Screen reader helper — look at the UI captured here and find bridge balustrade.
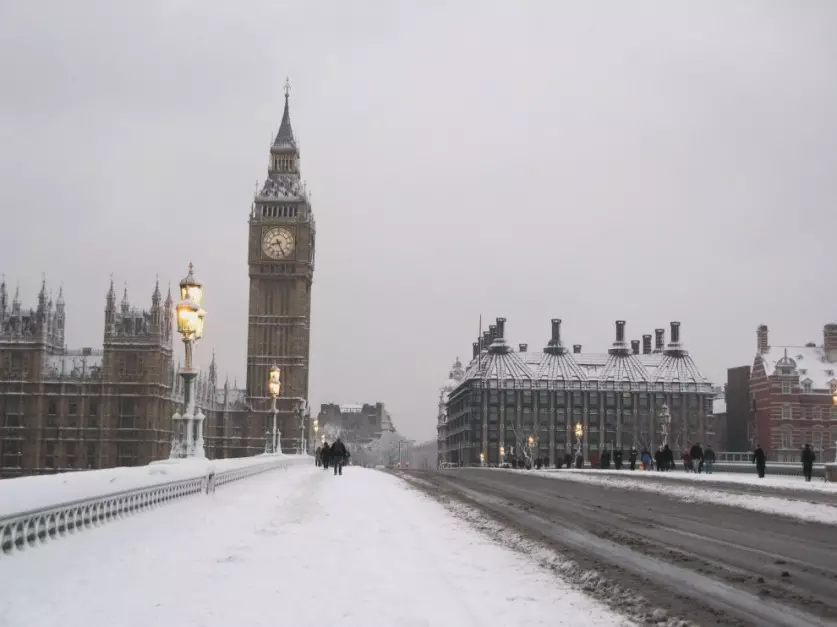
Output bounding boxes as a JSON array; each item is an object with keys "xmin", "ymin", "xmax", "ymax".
[{"xmin": 0, "ymin": 455, "xmax": 309, "ymax": 558}]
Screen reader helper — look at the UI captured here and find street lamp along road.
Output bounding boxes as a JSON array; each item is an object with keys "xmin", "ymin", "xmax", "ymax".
[
  {"xmin": 268, "ymin": 364, "xmax": 281, "ymax": 454},
  {"xmin": 574, "ymin": 421, "xmax": 583, "ymax": 464},
  {"xmin": 170, "ymin": 263, "xmax": 207, "ymax": 459}
]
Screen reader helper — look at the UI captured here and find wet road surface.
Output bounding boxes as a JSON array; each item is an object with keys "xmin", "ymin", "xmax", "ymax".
[{"xmin": 397, "ymin": 468, "xmax": 837, "ymax": 627}]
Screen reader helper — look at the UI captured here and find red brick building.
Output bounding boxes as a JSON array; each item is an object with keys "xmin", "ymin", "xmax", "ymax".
[{"xmin": 750, "ymin": 324, "xmax": 837, "ymax": 462}]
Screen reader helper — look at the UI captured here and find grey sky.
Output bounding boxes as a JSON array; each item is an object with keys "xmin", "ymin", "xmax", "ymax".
[{"xmin": 1, "ymin": 1, "xmax": 836, "ymax": 441}]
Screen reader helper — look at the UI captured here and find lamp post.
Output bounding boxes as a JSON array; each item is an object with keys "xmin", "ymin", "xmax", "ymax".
[
  {"xmin": 574, "ymin": 422, "xmax": 583, "ymax": 465},
  {"xmin": 660, "ymin": 404, "xmax": 672, "ymax": 449},
  {"xmin": 170, "ymin": 263, "xmax": 206, "ymax": 459},
  {"xmin": 268, "ymin": 365, "xmax": 281, "ymax": 454},
  {"xmin": 499, "ymin": 445, "xmax": 505, "ymax": 465},
  {"xmin": 295, "ymin": 402, "xmax": 307, "ymax": 456}
]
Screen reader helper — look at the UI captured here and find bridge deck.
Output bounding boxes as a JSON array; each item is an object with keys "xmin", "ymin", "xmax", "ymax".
[{"xmin": 0, "ymin": 465, "xmax": 622, "ymax": 627}]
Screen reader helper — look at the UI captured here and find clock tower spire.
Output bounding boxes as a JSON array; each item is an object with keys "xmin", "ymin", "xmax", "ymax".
[{"xmin": 245, "ymin": 81, "xmax": 316, "ymax": 453}]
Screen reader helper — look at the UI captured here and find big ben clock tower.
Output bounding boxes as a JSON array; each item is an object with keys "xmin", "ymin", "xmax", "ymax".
[{"xmin": 246, "ymin": 81, "xmax": 315, "ymax": 444}]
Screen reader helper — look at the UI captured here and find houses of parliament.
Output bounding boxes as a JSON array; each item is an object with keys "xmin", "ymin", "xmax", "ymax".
[{"xmin": 0, "ymin": 90, "xmax": 315, "ymax": 478}]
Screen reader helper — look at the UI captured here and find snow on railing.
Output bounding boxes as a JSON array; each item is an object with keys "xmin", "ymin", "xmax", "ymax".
[{"xmin": 0, "ymin": 454, "xmax": 309, "ymax": 558}]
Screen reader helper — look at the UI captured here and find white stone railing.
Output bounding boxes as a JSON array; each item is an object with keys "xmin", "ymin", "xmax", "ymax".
[{"xmin": 0, "ymin": 455, "xmax": 308, "ymax": 558}]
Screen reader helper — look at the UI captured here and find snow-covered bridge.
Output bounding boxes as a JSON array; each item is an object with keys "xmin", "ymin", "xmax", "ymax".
[{"xmin": 0, "ymin": 460, "xmax": 619, "ymax": 627}]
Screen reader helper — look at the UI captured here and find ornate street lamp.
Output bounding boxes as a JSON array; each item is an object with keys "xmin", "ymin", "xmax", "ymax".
[
  {"xmin": 660, "ymin": 404, "xmax": 672, "ymax": 449},
  {"xmin": 170, "ymin": 263, "xmax": 207, "ymax": 459},
  {"xmin": 268, "ymin": 364, "xmax": 281, "ymax": 454},
  {"xmin": 295, "ymin": 402, "xmax": 307, "ymax": 456},
  {"xmin": 574, "ymin": 421, "xmax": 583, "ymax": 462}
]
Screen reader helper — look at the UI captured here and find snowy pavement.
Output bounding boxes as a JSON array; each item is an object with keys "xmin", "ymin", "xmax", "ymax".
[
  {"xmin": 0, "ymin": 465, "xmax": 629, "ymax": 627},
  {"xmin": 521, "ymin": 468, "xmax": 837, "ymax": 524}
]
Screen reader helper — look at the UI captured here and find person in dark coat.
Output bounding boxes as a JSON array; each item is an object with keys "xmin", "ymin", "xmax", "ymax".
[
  {"xmin": 654, "ymin": 448, "xmax": 663, "ymax": 472},
  {"xmin": 663, "ymin": 445, "xmax": 674, "ymax": 471},
  {"xmin": 628, "ymin": 448, "xmax": 638, "ymax": 471},
  {"xmin": 689, "ymin": 443, "xmax": 704, "ymax": 473},
  {"xmin": 331, "ymin": 438, "xmax": 347, "ymax": 476},
  {"xmin": 321, "ymin": 442, "xmax": 331, "ymax": 470},
  {"xmin": 703, "ymin": 445, "xmax": 716, "ymax": 474},
  {"xmin": 613, "ymin": 449, "xmax": 624, "ymax": 470},
  {"xmin": 752, "ymin": 445, "xmax": 766, "ymax": 478},
  {"xmin": 802, "ymin": 444, "xmax": 816, "ymax": 482},
  {"xmin": 314, "ymin": 446, "xmax": 322, "ymax": 467}
]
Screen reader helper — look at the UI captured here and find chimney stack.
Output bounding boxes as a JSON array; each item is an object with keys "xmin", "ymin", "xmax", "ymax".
[
  {"xmin": 670, "ymin": 321, "xmax": 681, "ymax": 344},
  {"xmin": 654, "ymin": 328, "xmax": 665, "ymax": 352},
  {"xmin": 642, "ymin": 334, "xmax": 652, "ymax": 355},
  {"xmin": 551, "ymin": 318, "xmax": 562, "ymax": 344},
  {"xmin": 615, "ymin": 320, "xmax": 626, "ymax": 343},
  {"xmin": 631, "ymin": 340, "xmax": 640, "ymax": 354},
  {"xmin": 488, "ymin": 324, "xmax": 497, "ymax": 343},
  {"xmin": 496, "ymin": 317, "xmax": 506, "ymax": 339},
  {"xmin": 482, "ymin": 331, "xmax": 490, "ymax": 351},
  {"xmin": 573, "ymin": 344, "xmax": 582, "ymax": 354},
  {"xmin": 756, "ymin": 324, "xmax": 768, "ymax": 354},
  {"xmin": 472, "ymin": 342, "xmax": 479, "ymax": 359},
  {"xmin": 824, "ymin": 324, "xmax": 837, "ymax": 355},
  {"xmin": 519, "ymin": 343, "xmax": 528, "ymax": 353}
]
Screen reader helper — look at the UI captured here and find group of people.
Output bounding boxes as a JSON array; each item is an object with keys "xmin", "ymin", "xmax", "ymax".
[{"xmin": 314, "ymin": 439, "xmax": 350, "ymax": 476}]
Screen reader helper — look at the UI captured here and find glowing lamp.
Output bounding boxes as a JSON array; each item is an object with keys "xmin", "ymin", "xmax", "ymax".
[
  {"xmin": 179, "ymin": 263, "xmax": 203, "ymax": 306},
  {"xmin": 268, "ymin": 365, "xmax": 282, "ymax": 397},
  {"xmin": 176, "ymin": 300, "xmax": 201, "ymax": 337}
]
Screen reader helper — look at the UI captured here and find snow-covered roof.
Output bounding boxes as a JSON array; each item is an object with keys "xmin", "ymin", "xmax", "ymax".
[
  {"xmin": 257, "ymin": 173, "xmax": 305, "ymax": 201},
  {"xmin": 42, "ymin": 352, "xmax": 103, "ymax": 380},
  {"xmin": 760, "ymin": 345, "xmax": 837, "ymax": 390},
  {"xmin": 458, "ymin": 320, "xmax": 714, "ymax": 393}
]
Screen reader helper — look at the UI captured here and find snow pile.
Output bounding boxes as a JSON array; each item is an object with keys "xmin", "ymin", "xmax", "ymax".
[
  {"xmin": 0, "ymin": 465, "xmax": 630, "ymax": 627},
  {"xmin": 547, "ymin": 468, "xmax": 837, "ymax": 494},
  {"xmin": 522, "ymin": 470, "xmax": 837, "ymax": 525},
  {"xmin": 0, "ymin": 454, "xmax": 306, "ymax": 518}
]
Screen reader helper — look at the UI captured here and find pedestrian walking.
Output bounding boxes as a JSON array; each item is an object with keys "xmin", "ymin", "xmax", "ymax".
[
  {"xmin": 315, "ymin": 445, "xmax": 322, "ymax": 467},
  {"xmin": 752, "ymin": 445, "xmax": 766, "ymax": 478},
  {"xmin": 321, "ymin": 441, "xmax": 331, "ymax": 470},
  {"xmin": 689, "ymin": 443, "xmax": 704, "ymax": 473},
  {"xmin": 703, "ymin": 445, "xmax": 715, "ymax": 474},
  {"xmin": 629, "ymin": 448, "xmax": 638, "ymax": 471},
  {"xmin": 802, "ymin": 444, "xmax": 816, "ymax": 482},
  {"xmin": 331, "ymin": 438, "xmax": 347, "ymax": 476}
]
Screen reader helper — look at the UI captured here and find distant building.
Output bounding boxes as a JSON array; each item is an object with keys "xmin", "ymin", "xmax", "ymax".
[
  {"xmin": 437, "ymin": 358, "xmax": 465, "ymax": 465},
  {"xmin": 440, "ymin": 318, "xmax": 717, "ymax": 466},
  {"xmin": 0, "ymin": 278, "xmax": 252, "ymax": 478},
  {"xmin": 708, "ymin": 385, "xmax": 727, "ymax": 451},
  {"xmin": 750, "ymin": 324, "xmax": 837, "ymax": 462},
  {"xmin": 725, "ymin": 365, "xmax": 752, "ymax": 451},
  {"xmin": 316, "ymin": 402, "xmax": 394, "ymax": 446}
]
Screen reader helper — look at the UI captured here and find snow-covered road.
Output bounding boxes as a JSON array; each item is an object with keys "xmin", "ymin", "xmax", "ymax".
[{"xmin": 0, "ymin": 465, "xmax": 628, "ymax": 627}]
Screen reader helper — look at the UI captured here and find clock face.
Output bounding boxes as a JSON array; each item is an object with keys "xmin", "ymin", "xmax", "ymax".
[{"xmin": 262, "ymin": 227, "xmax": 295, "ymax": 259}]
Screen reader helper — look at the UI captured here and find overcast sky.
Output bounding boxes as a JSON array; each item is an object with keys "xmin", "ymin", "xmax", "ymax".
[{"xmin": 1, "ymin": 1, "xmax": 836, "ymax": 441}]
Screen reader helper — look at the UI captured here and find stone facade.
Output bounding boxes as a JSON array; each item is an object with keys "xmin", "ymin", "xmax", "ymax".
[
  {"xmin": 0, "ymin": 278, "xmax": 252, "ymax": 478},
  {"xmin": 750, "ymin": 324, "xmax": 837, "ymax": 462},
  {"xmin": 245, "ymin": 88, "xmax": 315, "ymax": 450},
  {"xmin": 439, "ymin": 318, "xmax": 717, "ymax": 467},
  {"xmin": 316, "ymin": 402, "xmax": 394, "ymax": 447},
  {"xmin": 0, "ymin": 92, "xmax": 315, "ymax": 477}
]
